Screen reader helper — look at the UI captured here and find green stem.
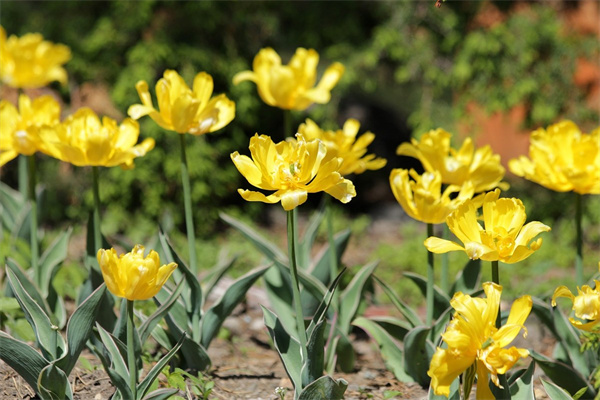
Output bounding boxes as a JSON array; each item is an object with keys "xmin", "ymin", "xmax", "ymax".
[
  {"xmin": 575, "ymin": 193, "xmax": 584, "ymax": 286},
  {"xmin": 492, "ymin": 260, "xmax": 500, "ymax": 328},
  {"xmin": 325, "ymin": 197, "xmax": 339, "ymax": 299},
  {"xmin": 92, "ymin": 166, "xmax": 102, "ymax": 254},
  {"xmin": 441, "ymin": 224, "xmax": 449, "ymax": 294},
  {"xmin": 179, "ymin": 134, "xmax": 197, "ymax": 272},
  {"xmin": 19, "ymin": 155, "xmax": 28, "ymax": 196},
  {"xmin": 28, "ymin": 156, "xmax": 40, "ymax": 287},
  {"xmin": 284, "ymin": 110, "xmax": 292, "ymax": 138},
  {"xmin": 426, "ymin": 223, "xmax": 434, "ymax": 329},
  {"xmin": 126, "ymin": 300, "xmax": 137, "ymax": 399},
  {"xmin": 287, "ymin": 209, "xmax": 308, "ymax": 388}
]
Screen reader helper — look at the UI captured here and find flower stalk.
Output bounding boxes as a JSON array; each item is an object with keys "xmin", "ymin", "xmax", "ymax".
[
  {"xmin": 441, "ymin": 225, "xmax": 449, "ymax": 293},
  {"xmin": 575, "ymin": 193, "xmax": 583, "ymax": 285},
  {"xmin": 426, "ymin": 223, "xmax": 435, "ymax": 328},
  {"xmin": 179, "ymin": 133, "xmax": 197, "ymax": 272},
  {"xmin": 92, "ymin": 166, "xmax": 102, "ymax": 254},
  {"xmin": 287, "ymin": 209, "xmax": 308, "ymax": 369},
  {"xmin": 325, "ymin": 196, "xmax": 339, "ymax": 307},
  {"xmin": 492, "ymin": 260, "xmax": 500, "ymax": 328},
  {"xmin": 126, "ymin": 299, "xmax": 137, "ymax": 399},
  {"xmin": 28, "ymin": 155, "xmax": 40, "ymax": 286}
]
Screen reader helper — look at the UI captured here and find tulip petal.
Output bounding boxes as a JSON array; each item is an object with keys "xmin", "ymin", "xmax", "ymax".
[
  {"xmin": 424, "ymin": 237, "xmax": 465, "ymax": 254},
  {"xmin": 238, "ymin": 189, "xmax": 280, "ymax": 205},
  {"xmin": 280, "ymin": 189, "xmax": 308, "ymax": 211}
]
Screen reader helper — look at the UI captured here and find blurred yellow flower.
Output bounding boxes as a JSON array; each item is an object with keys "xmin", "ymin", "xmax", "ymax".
[
  {"xmin": 0, "ymin": 94, "xmax": 61, "ymax": 166},
  {"xmin": 233, "ymin": 47, "xmax": 344, "ymax": 111},
  {"xmin": 390, "ymin": 169, "xmax": 474, "ymax": 224},
  {"xmin": 552, "ymin": 280, "xmax": 600, "ymax": 331},
  {"xmin": 231, "ymin": 133, "xmax": 356, "ymax": 211},
  {"xmin": 0, "ymin": 26, "xmax": 71, "ymax": 88},
  {"xmin": 424, "ymin": 189, "xmax": 550, "ymax": 263},
  {"xmin": 40, "ymin": 107, "xmax": 154, "ymax": 169},
  {"xmin": 297, "ymin": 118, "xmax": 386, "ymax": 176},
  {"xmin": 397, "ymin": 128, "xmax": 507, "ymax": 193},
  {"xmin": 97, "ymin": 245, "xmax": 177, "ymax": 301},
  {"xmin": 509, "ymin": 120, "xmax": 600, "ymax": 195},
  {"xmin": 128, "ymin": 69, "xmax": 235, "ymax": 135},
  {"xmin": 429, "ymin": 282, "xmax": 531, "ymax": 399}
]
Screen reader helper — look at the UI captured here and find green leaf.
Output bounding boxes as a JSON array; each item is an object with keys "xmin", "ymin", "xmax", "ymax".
[
  {"xmin": 509, "ymin": 362, "xmax": 535, "ymax": 400},
  {"xmin": 202, "ymin": 251, "xmax": 238, "ymax": 303},
  {"xmin": 368, "ymin": 316, "xmax": 412, "ymax": 342},
  {"xmin": 159, "ymin": 231, "xmax": 203, "ymax": 321},
  {"xmin": 374, "ymin": 275, "xmax": 422, "ymax": 327},
  {"xmin": 264, "ymin": 265, "xmax": 296, "ymax": 334},
  {"xmin": 141, "ymin": 388, "xmax": 180, "ymax": 400},
  {"xmin": 309, "ymin": 229, "xmax": 351, "ymax": 284},
  {"xmin": 5, "ymin": 259, "xmax": 52, "ymax": 316},
  {"xmin": 137, "ymin": 333, "xmax": 185, "ymax": 400},
  {"xmin": 55, "ymin": 284, "xmax": 107, "ymax": 375},
  {"xmin": 262, "ymin": 305, "xmax": 303, "ymax": 391},
  {"xmin": 0, "ymin": 331, "xmax": 48, "ymax": 393},
  {"xmin": 404, "ymin": 272, "xmax": 451, "ymax": 319},
  {"xmin": 38, "ymin": 227, "xmax": 72, "ymax": 298},
  {"xmin": 298, "ymin": 375, "xmax": 348, "ymax": 400},
  {"xmin": 338, "ymin": 261, "xmax": 378, "ymax": 332},
  {"xmin": 220, "ymin": 212, "xmax": 288, "ymax": 266},
  {"xmin": 154, "ymin": 285, "xmax": 188, "ymax": 334},
  {"xmin": 163, "ymin": 311, "xmax": 211, "ymax": 371},
  {"xmin": 333, "ymin": 330, "xmax": 355, "ymax": 373},
  {"xmin": 37, "ymin": 363, "xmax": 72, "ymax": 400},
  {"xmin": 306, "ymin": 268, "xmax": 346, "ymax": 340},
  {"xmin": 6, "ymin": 267, "xmax": 64, "ymax": 361},
  {"xmin": 403, "ymin": 326, "xmax": 434, "ymax": 386},
  {"xmin": 540, "ymin": 378, "xmax": 575, "ymax": 400},
  {"xmin": 301, "ymin": 318, "xmax": 326, "ymax": 388},
  {"xmin": 139, "ymin": 278, "xmax": 185, "ymax": 344},
  {"xmin": 96, "ymin": 323, "xmax": 130, "ymax": 384},
  {"xmin": 530, "ymin": 350, "xmax": 594, "ymax": 397},
  {"xmin": 449, "ymin": 259, "xmax": 481, "ymax": 295},
  {"xmin": 431, "ymin": 306, "xmax": 453, "ymax": 343},
  {"xmin": 352, "ymin": 316, "xmax": 414, "ymax": 382},
  {"xmin": 201, "ymin": 265, "xmax": 269, "ymax": 348}
]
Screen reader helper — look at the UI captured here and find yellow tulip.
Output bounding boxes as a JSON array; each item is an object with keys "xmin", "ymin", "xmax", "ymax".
[
  {"xmin": 509, "ymin": 120, "xmax": 600, "ymax": 195},
  {"xmin": 424, "ymin": 189, "xmax": 551, "ymax": 263},
  {"xmin": 128, "ymin": 69, "xmax": 235, "ymax": 135},
  {"xmin": 0, "ymin": 26, "xmax": 71, "ymax": 88},
  {"xmin": 97, "ymin": 245, "xmax": 177, "ymax": 301},
  {"xmin": 297, "ymin": 118, "xmax": 386, "ymax": 176},
  {"xmin": 397, "ymin": 128, "xmax": 507, "ymax": 193},
  {"xmin": 552, "ymin": 280, "xmax": 600, "ymax": 332},
  {"xmin": 428, "ymin": 282, "xmax": 532, "ymax": 399},
  {"xmin": 231, "ymin": 133, "xmax": 356, "ymax": 211},
  {"xmin": 390, "ymin": 168, "xmax": 474, "ymax": 224},
  {"xmin": 0, "ymin": 94, "xmax": 61, "ymax": 166},
  {"xmin": 39, "ymin": 107, "xmax": 155, "ymax": 169},
  {"xmin": 233, "ymin": 47, "xmax": 344, "ymax": 111}
]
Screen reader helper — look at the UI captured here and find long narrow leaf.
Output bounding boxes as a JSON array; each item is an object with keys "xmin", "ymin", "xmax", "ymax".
[
  {"xmin": 302, "ymin": 319, "xmax": 326, "ymax": 387},
  {"xmin": 540, "ymin": 379, "xmax": 577, "ymax": 400},
  {"xmin": 37, "ymin": 363, "xmax": 72, "ymax": 400},
  {"xmin": 5, "ymin": 259, "xmax": 51, "ymax": 316},
  {"xmin": 262, "ymin": 305, "xmax": 303, "ymax": 391},
  {"xmin": 338, "ymin": 261, "xmax": 378, "ymax": 332},
  {"xmin": 0, "ymin": 331, "xmax": 48, "ymax": 392},
  {"xmin": 530, "ymin": 350, "xmax": 595, "ymax": 397},
  {"xmin": 374, "ymin": 275, "xmax": 422, "ymax": 327},
  {"xmin": 200, "ymin": 265, "xmax": 269, "ymax": 348},
  {"xmin": 202, "ymin": 252, "xmax": 238, "ymax": 302},
  {"xmin": 308, "ymin": 229, "xmax": 351, "ymax": 284},
  {"xmin": 404, "ymin": 272, "xmax": 451, "ymax": 319},
  {"xmin": 6, "ymin": 268, "xmax": 64, "ymax": 361},
  {"xmin": 352, "ymin": 317, "xmax": 414, "ymax": 382},
  {"xmin": 139, "ymin": 278, "xmax": 185, "ymax": 343},
  {"xmin": 298, "ymin": 375, "xmax": 347, "ymax": 400},
  {"xmin": 306, "ymin": 268, "xmax": 346, "ymax": 339},
  {"xmin": 297, "ymin": 206, "xmax": 325, "ymax": 270},
  {"xmin": 39, "ymin": 228, "xmax": 72, "ymax": 297},
  {"xmin": 449, "ymin": 259, "xmax": 481, "ymax": 295},
  {"xmin": 137, "ymin": 333, "xmax": 186, "ymax": 399},
  {"xmin": 509, "ymin": 362, "xmax": 536, "ymax": 400},
  {"xmin": 96, "ymin": 323, "xmax": 130, "ymax": 383},
  {"xmin": 56, "ymin": 284, "xmax": 107, "ymax": 375},
  {"xmin": 163, "ymin": 313, "xmax": 211, "ymax": 371},
  {"xmin": 142, "ymin": 388, "xmax": 180, "ymax": 400},
  {"xmin": 403, "ymin": 326, "xmax": 434, "ymax": 386}
]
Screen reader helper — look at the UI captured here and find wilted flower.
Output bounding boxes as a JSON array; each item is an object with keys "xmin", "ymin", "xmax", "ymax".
[
  {"xmin": 0, "ymin": 26, "xmax": 71, "ymax": 88},
  {"xmin": 428, "ymin": 282, "xmax": 532, "ymax": 399},
  {"xmin": 424, "ymin": 189, "xmax": 551, "ymax": 263},
  {"xmin": 397, "ymin": 128, "xmax": 507, "ymax": 193},
  {"xmin": 552, "ymin": 279, "xmax": 600, "ymax": 332},
  {"xmin": 97, "ymin": 245, "xmax": 177, "ymax": 301},
  {"xmin": 0, "ymin": 94, "xmax": 61, "ymax": 166},
  {"xmin": 231, "ymin": 133, "xmax": 356, "ymax": 210},
  {"xmin": 128, "ymin": 70, "xmax": 235, "ymax": 135},
  {"xmin": 297, "ymin": 118, "xmax": 386, "ymax": 176},
  {"xmin": 40, "ymin": 107, "xmax": 154, "ymax": 169},
  {"xmin": 233, "ymin": 47, "xmax": 344, "ymax": 111},
  {"xmin": 390, "ymin": 169, "xmax": 474, "ymax": 224},
  {"xmin": 509, "ymin": 120, "xmax": 600, "ymax": 195}
]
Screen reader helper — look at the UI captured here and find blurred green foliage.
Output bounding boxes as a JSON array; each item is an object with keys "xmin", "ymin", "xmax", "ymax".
[{"xmin": 1, "ymin": 1, "xmax": 597, "ymax": 241}]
